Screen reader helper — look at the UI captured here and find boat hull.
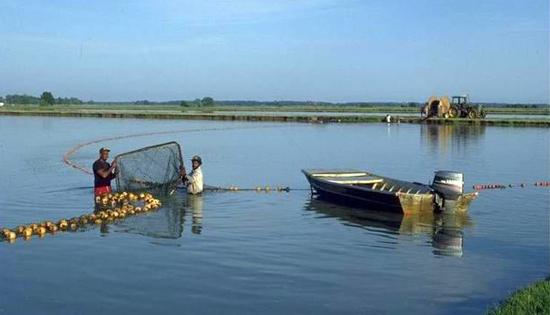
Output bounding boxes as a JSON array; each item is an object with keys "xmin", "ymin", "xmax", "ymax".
[{"xmin": 303, "ymin": 170, "xmax": 435, "ymax": 214}]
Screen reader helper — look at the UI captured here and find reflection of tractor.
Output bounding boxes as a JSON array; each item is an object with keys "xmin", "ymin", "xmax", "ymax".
[{"xmin": 421, "ymin": 95, "xmax": 486, "ymax": 119}]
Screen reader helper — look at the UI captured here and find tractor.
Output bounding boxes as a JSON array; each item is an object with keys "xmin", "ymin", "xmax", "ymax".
[{"xmin": 421, "ymin": 95, "xmax": 486, "ymax": 119}]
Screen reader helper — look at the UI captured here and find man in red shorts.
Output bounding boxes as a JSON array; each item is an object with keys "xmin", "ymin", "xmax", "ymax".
[{"xmin": 93, "ymin": 147, "xmax": 117, "ymax": 197}]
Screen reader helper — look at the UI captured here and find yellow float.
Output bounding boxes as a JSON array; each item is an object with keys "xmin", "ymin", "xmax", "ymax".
[{"xmin": 1, "ymin": 191, "xmax": 162, "ymax": 243}]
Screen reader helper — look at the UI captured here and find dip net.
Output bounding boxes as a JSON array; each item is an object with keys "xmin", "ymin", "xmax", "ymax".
[{"xmin": 115, "ymin": 142, "xmax": 183, "ymax": 195}]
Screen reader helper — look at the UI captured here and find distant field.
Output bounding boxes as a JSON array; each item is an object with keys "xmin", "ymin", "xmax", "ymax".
[{"xmin": 2, "ymin": 104, "xmax": 549, "ymax": 115}]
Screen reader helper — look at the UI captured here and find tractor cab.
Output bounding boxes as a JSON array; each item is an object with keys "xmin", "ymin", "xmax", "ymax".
[{"xmin": 451, "ymin": 95, "xmax": 469, "ymax": 108}]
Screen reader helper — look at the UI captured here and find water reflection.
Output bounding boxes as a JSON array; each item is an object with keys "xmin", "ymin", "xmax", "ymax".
[
  {"xmin": 187, "ymin": 194, "xmax": 203, "ymax": 235},
  {"xmin": 421, "ymin": 124, "xmax": 486, "ymax": 154},
  {"xmin": 111, "ymin": 192, "xmax": 204, "ymax": 239},
  {"xmin": 305, "ymin": 198, "xmax": 472, "ymax": 257}
]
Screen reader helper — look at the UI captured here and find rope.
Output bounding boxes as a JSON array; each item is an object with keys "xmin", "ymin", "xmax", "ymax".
[
  {"xmin": 63, "ymin": 124, "xmax": 287, "ymax": 175},
  {"xmin": 201, "ymin": 185, "xmax": 310, "ymax": 192}
]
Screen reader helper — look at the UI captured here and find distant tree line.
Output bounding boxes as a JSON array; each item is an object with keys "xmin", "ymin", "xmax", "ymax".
[
  {"xmin": 4, "ymin": 92, "xmax": 83, "ymax": 105},
  {"xmin": 133, "ymin": 96, "xmax": 216, "ymax": 107},
  {"xmin": 3, "ymin": 93, "xmax": 547, "ymax": 108},
  {"xmin": 179, "ymin": 97, "xmax": 214, "ymax": 107}
]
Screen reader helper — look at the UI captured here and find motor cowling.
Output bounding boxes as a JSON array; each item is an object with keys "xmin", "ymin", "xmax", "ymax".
[{"xmin": 432, "ymin": 171, "xmax": 464, "ymax": 199}]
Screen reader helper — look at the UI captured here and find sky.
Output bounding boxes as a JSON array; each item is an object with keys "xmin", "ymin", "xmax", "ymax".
[{"xmin": 0, "ymin": 0, "xmax": 548, "ymax": 103}]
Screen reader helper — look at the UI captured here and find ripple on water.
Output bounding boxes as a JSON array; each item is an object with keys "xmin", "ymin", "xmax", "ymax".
[{"xmin": 0, "ymin": 117, "xmax": 548, "ymax": 315}]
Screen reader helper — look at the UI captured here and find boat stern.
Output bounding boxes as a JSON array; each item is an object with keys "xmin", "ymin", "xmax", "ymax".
[{"xmin": 396, "ymin": 192, "xmax": 435, "ymax": 215}]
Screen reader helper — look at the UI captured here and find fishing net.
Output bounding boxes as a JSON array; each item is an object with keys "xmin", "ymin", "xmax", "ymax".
[{"xmin": 115, "ymin": 142, "xmax": 183, "ymax": 195}]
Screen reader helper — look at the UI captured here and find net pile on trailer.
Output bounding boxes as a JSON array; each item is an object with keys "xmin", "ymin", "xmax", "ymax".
[{"xmin": 115, "ymin": 142, "xmax": 183, "ymax": 195}]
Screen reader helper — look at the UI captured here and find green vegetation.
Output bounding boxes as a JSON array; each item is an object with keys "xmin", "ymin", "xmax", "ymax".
[
  {"xmin": 1, "ymin": 93, "xmax": 548, "ymax": 118},
  {"xmin": 2, "ymin": 103, "xmax": 547, "ymax": 115},
  {"xmin": 3, "ymin": 93, "xmax": 548, "ymax": 114},
  {"xmin": 39, "ymin": 91, "xmax": 55, "ymax": 106},
  {"xmin": 1, "ymin": 105, "xmax": 548, "ymax": 127},
  {"xmin": 488, "ymin": 278, "xmax": 550, "ymax": 315},
  {"xmin": 6, "ymin": 93, "xmax": 83, "ymax": 105},
  {"xmin": 201, "ymin": 96, "xmax": 215, "ymax": 107},
  {"xmin": 1, "ymin": 100, "xmax": 548, "ymax": 116}
]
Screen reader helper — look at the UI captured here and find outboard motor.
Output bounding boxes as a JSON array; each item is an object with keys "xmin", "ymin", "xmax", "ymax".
[{"xmin": 432, "ymin": 171, "xmax": 464, "ymax": 211}]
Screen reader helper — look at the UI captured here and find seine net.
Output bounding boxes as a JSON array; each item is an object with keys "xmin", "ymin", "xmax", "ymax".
[{"xmin": 115, "ymin": 142, "xmax": 183, "ymax": 195}]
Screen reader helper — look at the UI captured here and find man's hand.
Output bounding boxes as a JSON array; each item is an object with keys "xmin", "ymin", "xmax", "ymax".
[
  {"xmin": 179, "ymin": 165, "xmax": 187, "ymax": 178},
  {"xmin": 110, "ymin": 160, "xmax": 117, "ymax": 173}
]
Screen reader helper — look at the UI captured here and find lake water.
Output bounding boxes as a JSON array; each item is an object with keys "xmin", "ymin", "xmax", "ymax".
[{"xmin": 0, "ymin": 116, "xmax": 548, "ymax": 314}]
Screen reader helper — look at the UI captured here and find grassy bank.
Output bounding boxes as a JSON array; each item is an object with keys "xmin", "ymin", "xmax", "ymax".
[
  {"xmin": 488, "ymin": 278, "xmax": 550, "ymax": 315},
  {"xmin": 1, "ymin": 106, "xmax": 549, "ymax": 127},
  {"xmin": 2, "ymin": 104, "xmax": 549, "ymax": 115}
]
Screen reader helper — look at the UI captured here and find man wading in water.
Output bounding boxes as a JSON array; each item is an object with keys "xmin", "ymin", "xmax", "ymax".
[
  {"xmin": 93, "ymin": 147, "xmax": 117, "ymax": 197},
  {"xmin": 180, "ymin": 155, "xmax": 204, "ymax": 195}
]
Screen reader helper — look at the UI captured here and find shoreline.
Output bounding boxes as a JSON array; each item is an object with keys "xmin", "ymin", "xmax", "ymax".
[{"xmin": 1, "ymin": 109, "xmax": 549, "ymax": 127}]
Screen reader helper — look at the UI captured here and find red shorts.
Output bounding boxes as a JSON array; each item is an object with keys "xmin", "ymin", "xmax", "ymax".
[{"xmin": 94, "ymin": 186, "xmax": 112, "ymax": 197}]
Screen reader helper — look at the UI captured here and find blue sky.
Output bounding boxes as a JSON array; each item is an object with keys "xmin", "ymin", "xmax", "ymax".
[{"xmin": 0, "ymin": 0, "xmax": 548, "ymax": 103}]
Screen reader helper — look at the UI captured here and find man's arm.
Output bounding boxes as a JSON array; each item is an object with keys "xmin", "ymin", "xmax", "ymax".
[
  {"xmin": 180, "ymin": 165, "xmax": 188, "ymax": 184},
  {"xmin": 95, "ymin": 161, "xmax": 116, "ymax": 178},
  {"xmin": 186, "ymin": 170, "xmax": 199, "ymax": 184}
]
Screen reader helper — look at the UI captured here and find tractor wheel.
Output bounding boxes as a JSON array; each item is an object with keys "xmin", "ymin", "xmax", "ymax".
[
  {"xmin": 448, "ymin": 106, "xmax": 459, "ymax": 118},
  {"xmin": 468, "ymin": 110, "xmax": 477, "ymax": 119},
  {"xmin": 480, "ymin": 110, "xmax": 487, "ymax": 119}
]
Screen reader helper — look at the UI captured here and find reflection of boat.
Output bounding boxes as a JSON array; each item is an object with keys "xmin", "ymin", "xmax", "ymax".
[
  {"xmin": 305, "ymin": 198, "xmax": 472, "ymax": 257},
  {"xmin": 302, "ymin": 169, "xmax": 477, "ymax": 214}
]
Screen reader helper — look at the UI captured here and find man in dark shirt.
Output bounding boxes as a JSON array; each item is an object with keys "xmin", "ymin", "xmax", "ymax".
[{"xmin": 93, "ymin": 147, "xmax": 117, "ymax": 197}]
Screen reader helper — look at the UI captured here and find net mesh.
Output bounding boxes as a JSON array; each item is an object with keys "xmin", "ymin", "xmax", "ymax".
[{"xmin": 115, "ymin": 142, "xmax": 183, "ymax": 195}]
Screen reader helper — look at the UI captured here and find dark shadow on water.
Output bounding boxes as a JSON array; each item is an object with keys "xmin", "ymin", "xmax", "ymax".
[{"xmin": 304, "ymin": 197, "xmax": 473, "ymax": 257}]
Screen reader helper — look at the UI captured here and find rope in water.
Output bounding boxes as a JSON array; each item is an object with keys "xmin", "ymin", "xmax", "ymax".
[
  {"xmin": 1, "ymin": 192, "xmax": 161, "ymax": 243},
  {"xmin": 202, "ymin": 185, "xmax": 309, "ymax": 193},
  {"xmin": 473, "ymin": 181, "xmax": 550, "ymax": 190},
  {"xmin": 63, "ymin": 124, "xmax": 289, "ymax": 175}
]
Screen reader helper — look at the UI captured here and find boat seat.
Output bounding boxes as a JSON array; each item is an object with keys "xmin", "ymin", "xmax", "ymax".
[
  {"xmin": 312, "ymin": 172, "xmax": 368, "ymax": 178},
  {"xmin": 326, "ymin": 178, "xmax": 383, "ymax": 185},
  {"xmin": 323, "ymin": 174, "xmax": 383, "ymax": 185}
]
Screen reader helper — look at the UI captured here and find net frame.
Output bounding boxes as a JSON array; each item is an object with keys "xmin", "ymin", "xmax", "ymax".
[{"xmin": 114, "ymin": 141, "xmax": 184, "ymax": 195}]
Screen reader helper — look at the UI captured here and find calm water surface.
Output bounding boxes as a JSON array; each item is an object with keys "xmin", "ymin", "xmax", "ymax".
[{"xmin": 0, "ymin": 116, "xmax": 548, "ymax": 314}]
